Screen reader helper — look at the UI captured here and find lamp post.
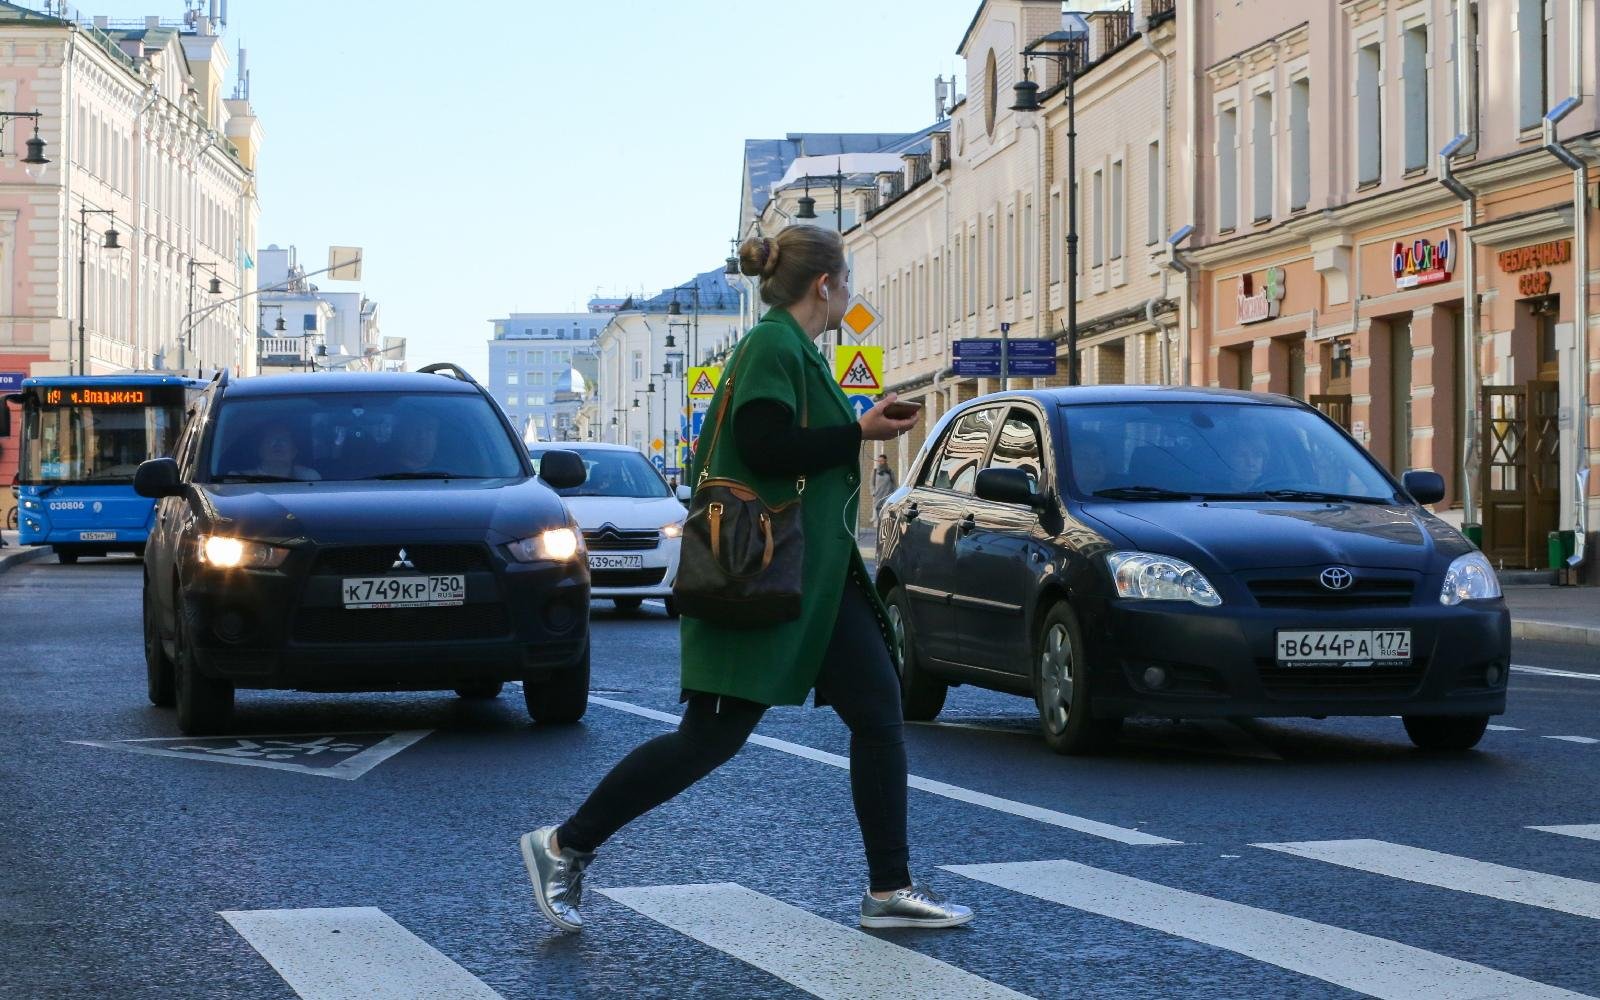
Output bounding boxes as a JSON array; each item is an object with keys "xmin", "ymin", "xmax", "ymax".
[
  {"xmin": 0, "ymin": 110, "xmax": 50, "ymax": 180},
  {"xmin": 76, "ymin": 206, "xmax": 122, "ymax": 376},
  {"xmin": 793, "ymin": 162, "xmax": 846, "ymax": 233},
  {"xmin": 255, "ymin": 303, "xmax": 288, "ymax": 369},
  {"xmin": 183, "ymin": 258, "xmax": 224, "ymax": 373}
]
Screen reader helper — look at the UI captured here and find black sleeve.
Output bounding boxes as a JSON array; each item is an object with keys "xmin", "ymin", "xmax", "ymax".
[{"xmin": 732, "ymin": 399, "xmax": 862, "ymax": 478}]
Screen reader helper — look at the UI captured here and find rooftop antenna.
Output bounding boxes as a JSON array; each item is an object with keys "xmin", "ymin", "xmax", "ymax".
[{"xmin": 934, "ymin": 75, "xmax": 950, "ymax": 121}]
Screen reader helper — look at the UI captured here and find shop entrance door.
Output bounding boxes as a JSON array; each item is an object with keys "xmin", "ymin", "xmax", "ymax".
[{"xmin": 1481, "ymin": 381, "xmax": 1560, "ymax": 568}]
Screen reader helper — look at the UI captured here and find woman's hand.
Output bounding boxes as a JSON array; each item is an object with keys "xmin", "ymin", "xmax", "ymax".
[{"xmin": 859, "ymin": 393, "xmax": 920, "ymax": 442}]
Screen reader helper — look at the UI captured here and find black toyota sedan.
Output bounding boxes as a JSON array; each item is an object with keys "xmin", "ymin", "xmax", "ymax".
[
  {"xmin": 136, "ymin": 365, "xmax": 591, "ymax": 735},
  {"xmin": 876, "ymin": 387, "xmax": 1509, "ymax": 755}
]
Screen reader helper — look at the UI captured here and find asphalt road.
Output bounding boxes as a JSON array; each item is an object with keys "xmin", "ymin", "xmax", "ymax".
[{"xmin": 3, "ymin": 556, "xmax": 1598, "ymax": 1000}]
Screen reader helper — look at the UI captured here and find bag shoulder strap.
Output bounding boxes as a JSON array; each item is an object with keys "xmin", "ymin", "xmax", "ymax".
[{"xmin": 696, "ymin": 330, "xmax": 808, "ymax": 496}]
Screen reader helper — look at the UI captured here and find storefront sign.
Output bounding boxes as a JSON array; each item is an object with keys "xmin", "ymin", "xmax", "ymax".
[
  {"xmin": 1237, "ymin": 267, "xmax": 1286, "ymax": 324},
  {"xmin": 1498, "ymin": 239, "xmax": 1572, "ymax": 273},
  {"xmin": 1393, "ymin": 233, "xmax": 1454, "ymax": 288}
]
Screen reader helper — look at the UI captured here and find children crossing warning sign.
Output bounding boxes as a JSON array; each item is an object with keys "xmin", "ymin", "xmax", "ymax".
[
  {"xmin": 833, "ymin": 346, "xmax": 884, "ymax": 391},
  {"xmin": 686, "ymin": 366, "xmax": 722, "ymax": 399}
]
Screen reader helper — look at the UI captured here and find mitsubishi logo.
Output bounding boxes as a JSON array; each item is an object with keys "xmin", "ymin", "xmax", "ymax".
[
  {"xmin": 1319, "ymin": 567, "xmax": 1354, "ymax": 591},
  {"xmin": 392, "ymin": 548, "xmax": 415, "ymax": 571}
]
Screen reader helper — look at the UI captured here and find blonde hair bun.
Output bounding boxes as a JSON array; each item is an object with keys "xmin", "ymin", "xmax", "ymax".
[{"xmin": 737, "ymin": 236, "xmax": 782, "ymax": 279}]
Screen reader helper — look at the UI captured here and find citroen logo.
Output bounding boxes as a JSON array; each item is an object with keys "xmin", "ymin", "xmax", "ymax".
[
  {"xmin": 392, "ymin": 547, "xmax": 415, "ymax": 571},
  {"xmin": 1320, "ymin": 567, "xmax": 1354, "ymax": 591}
]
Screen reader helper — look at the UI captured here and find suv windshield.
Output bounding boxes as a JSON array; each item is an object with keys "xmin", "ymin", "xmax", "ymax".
[
  {"xmin": 205, "ymin": 392, "xmax": 525, "ymax": 483},
  {"xmin": 531, "ymin": 448, "xmax": 669, "ymax": 498},
  {"xmin": 1061, "ymin": 401, "xmax": 1400, "ymax": 503}
]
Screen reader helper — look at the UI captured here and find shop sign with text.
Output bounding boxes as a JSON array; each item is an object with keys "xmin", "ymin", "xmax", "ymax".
[
  {"xmin": 1393, "ymin": 233, "xmax": 1454, "ymax": 289},
  {"xmin": 1499, "ymin": 239, "xmax": 1571, "ymax": 297},
  {"xmin": 1237, "ymin": 267, "xmax": 1286, "ymax": 324}
]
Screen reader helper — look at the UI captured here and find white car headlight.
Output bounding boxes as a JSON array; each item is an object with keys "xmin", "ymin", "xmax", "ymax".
[
  {"xmin": 506, "ymin": 526, "xmax": 581, "ymax": 563},
  {"xmin": 1105, "ymin": 551, "xmax": 1222, "ymax": 607},
  {"xmin": 661, "ymin": 519, "xmax": 685, "ymax": 539},
  {"xmin": 200, "ymin": 535, "xmax": 290, "ymax": 569},
  {"xmin": 1440, "ymin": 551, "xmax": 1501, "ymax": 605}
]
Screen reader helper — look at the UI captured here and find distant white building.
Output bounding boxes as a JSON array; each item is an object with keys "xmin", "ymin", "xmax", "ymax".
[
  {"xmin": 255, "ymin": 244, "xmax": 391, "ymax": 371},
  {"xmin": 487, "ymin": 304, "xmax": 617, "ymax": 442}
]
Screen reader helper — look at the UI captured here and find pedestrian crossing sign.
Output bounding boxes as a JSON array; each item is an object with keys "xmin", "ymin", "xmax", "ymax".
[
  {"xmin": 840, "ymin": 294, "xmax": 882, "ymax": 342},
  {"xmin": 834, "ymin": 346, "xmax": 884, "ymax": 391},
  {"xmin": 687, "ymin": 366, "xmax": 722, "ymax": 399}
]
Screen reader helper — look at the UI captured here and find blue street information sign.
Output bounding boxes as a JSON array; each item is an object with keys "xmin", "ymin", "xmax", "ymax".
[
  {"xmin": 0, "ymin": 372, "xmax": 24, "ymax": 393},
  {"xmin": 846, "ymin": 394, "xmax": 876, "ymax": 419},
  {"xmin": 952, "ymin": 339, "xmax": 1057, "ymax": 377},
  {"xmin": 651, "ymin": 455, "xmax": 665, "ymax": 471}
]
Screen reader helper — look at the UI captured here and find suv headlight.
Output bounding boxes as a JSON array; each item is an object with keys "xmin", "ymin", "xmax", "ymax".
[
  {"xmin": 506, "ymin": 526, "xmax": 581, "ymax": 562},
  {"xmin": 200, "ymin": 535, "xmax": 290, "ymax": 569},
  {"xmin": 1105, "ymin": 551, "xmax": 1223, "ymax": 607},
  {"xmin": 662, "ymin": 519, "xmax": 685, "ymax": 539},
  {"xmin": 1440, "ymin": 551, "xmax": 1501, "ymax": 605}
]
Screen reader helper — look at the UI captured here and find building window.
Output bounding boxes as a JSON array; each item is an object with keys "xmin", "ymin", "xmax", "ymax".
[
  {"xmin": 1518, "ymin": 0, "xmax": 1548, "ymax": 130},
  {"xmin": 933, "ymin": 254, "xmax": 944, "ymax": 335},
  {"xmin": 529, "ymin": 393, "xmax": 547, "ymax": 406},
  {"xmin": 1357, "ymin": 41, "xmax": 1383, "ymax": 185},
  {"xmin": 529, "ymin": 350, "xmax": 545, "ymax": 365},
  {"xmin": 984, "ymin": 50, "xmax": 999, "ymax": 137},
  {"xmin": 1023, "ymin": 196, "xmax": 1035, "ymax": 293},
  {"xmin": 1403, "ymin": 24, "xmax": 1430, "ymax": 171},
  {"xmin": 1051, "ymin": 191, "xmax": 1064, "ymax": 278},
  {"xmin": 1218, "ymin": 105, "xmax": 1239, "ymax": 230},
  {"xmin": 632, "ymin": 351, "xmax": 643, "ymax": 381},
  {"xmin": 1252, "ymin": 92, "xmax": 1273, "ymax": 222},
  {"xmin": 1091, "ymin": 170, "xmax": 1105, "ymax": 266},
  {"xmin": 1290, "ymin": 79, "xmax": 1311, "ymax": 211},
  {"xmin": 531, "ymin": 371, "xmax": 547, "ymax": 386},
  {"xmin": 1005, "ymin": 209, "xmax": 1016, "ymax": 300},
  {"xmin": 507, "ymin": 373, "xmax": 519, "ymax": 386},
  {"xmin": 506, "ymin": 350, "xmax": 518, "ymax": 366},
  {"xmin": 968, "ymin": 232, "xmax": 978, "ymax": 316},
  {"xmin": 507, "ymin": 394, "xmax": 519, "ymax": 407},
  {"xmin": 1109, "ymin": 163, "xmax": 1124, "ymax": 260},
  {"xmin": 1146, "ymin": 142, "xmax": 1161, "ymax": 245},
  {"xmin": 986, "ymin": 217, "xmax": 997, "ymax": 307}
]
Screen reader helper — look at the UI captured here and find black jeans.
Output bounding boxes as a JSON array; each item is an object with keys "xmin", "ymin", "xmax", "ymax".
[{"xmin": 557, "ymin": 577, "xmax": 911, "ymax": 892}]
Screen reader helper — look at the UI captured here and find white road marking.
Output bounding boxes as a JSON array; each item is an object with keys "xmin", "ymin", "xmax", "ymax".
[
  {"xmin": 1513, "ymin": 664, "xmax": 1600, "ymax": 682},
  {"xmin": 1255, "ymin": 839, "xmax": 1600, "ymax": 920},
  {"xmin": 1487, "ymin": 724, "xmax": 1523, "ymax": 731},
  {"xmin": 1545, "ymin": 735, "xmax": 1600, "ymax": 745},
  {"xmin": 70, "ymin": 730, "xmax": 432, "ymax": 780},
  {"xmin": 1530, "ymin": 825, "xmax": 1600, "ymax": 842},
  {"xmin": 219, "ymin": 906, "xmax": 503, "ymax": 999},
  {"xmin": 588, "ymin": 696, "xmax": 1180, "ymax": 846},
  {"xmin": 597, "ymin": 883, "xmax": 1025, "ymax": 1000},
  {"xmin": 945, "ymin": 859, "xmax": 1594, "ymax": 1000}
]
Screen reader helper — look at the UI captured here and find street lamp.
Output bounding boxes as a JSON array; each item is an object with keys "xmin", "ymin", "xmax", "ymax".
[
  {"xmin": 793, "ymin": 162, "xmax": 846, "ymax": 233},
  {"xmin": 76, "ymin": 205, "xmax": 122, "ymax": 375},
  {"xmin": 0, "ymin": 110, "xmax": 50, "ymax": 179},
  {"xmin": 183, "ymin": 259, "xmax": 225, "ymax": 373}
]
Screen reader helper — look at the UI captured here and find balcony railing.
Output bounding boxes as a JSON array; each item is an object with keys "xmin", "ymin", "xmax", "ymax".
[
  {"xmin": 1102, "ymin": 9, "xmax": 1135, "ymax": 54},
  {"xmin": 1149, "ymin": 0, "xmax": 1175, "ymax": 19},
  {"xmin": 258, "ymin": 336, "xmax": 314, "ymax": 363}
]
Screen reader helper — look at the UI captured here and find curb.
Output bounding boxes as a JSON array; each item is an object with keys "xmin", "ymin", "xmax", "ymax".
[
  {"xmin": 0, "ymin": 545, "xmax": 50, "ymax": 576},
  {"xmin": 1512, "ymin": 618, "xmax": 1600, "ymax": 646}
]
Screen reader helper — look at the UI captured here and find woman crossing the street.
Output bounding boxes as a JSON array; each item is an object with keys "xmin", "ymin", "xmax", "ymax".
[{"xmin": 520, "ymin": 224, "xmax": 975, "ymax": 933}]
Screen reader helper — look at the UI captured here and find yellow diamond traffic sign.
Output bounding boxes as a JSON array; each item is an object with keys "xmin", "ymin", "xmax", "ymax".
[{"xmin": 840, "ymin": 295, "xmax": 882, "ymax": 342}]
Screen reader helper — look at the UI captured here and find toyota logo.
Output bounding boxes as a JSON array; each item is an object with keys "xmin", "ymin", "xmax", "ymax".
[{"xmin": 1319, "ymin": 567, "xmax": 1354, "ymax": 591}]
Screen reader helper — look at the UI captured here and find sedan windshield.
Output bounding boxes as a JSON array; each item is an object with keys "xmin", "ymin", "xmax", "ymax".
[
  {"xmin": 1061, "ymin": 401, "xmax": 1400, "ymax": 503},
  {"xmin": 531, "ymin": 449, "xmax": 669, "ymax": 498},
  {"xmin": 205, "ymin": 393, "xmax": 526, "ymax": 482}
]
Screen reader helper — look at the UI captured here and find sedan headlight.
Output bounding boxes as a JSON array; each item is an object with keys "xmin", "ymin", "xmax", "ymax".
[
  {"xmin": 661, "ymin": 519, "xmax": 685, "ymax": 539},
  {"xmin": 200, "ymin": 535, "xmax": 290, "ymax": 569},
  {"xmin": 1105, "ymin": 551, "xmax": 1223, "ymax": 607},
  {"xmin": 1440, "ymin": 551, "xmax": 1501, "ymax": 605},
  {"xmin": 506, "ymin": 526, "xmax": 581, "ymax": 563}
]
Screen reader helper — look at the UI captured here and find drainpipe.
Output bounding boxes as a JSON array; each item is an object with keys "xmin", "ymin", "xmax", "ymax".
[
  {"xmin": 1144, "ymin": 13, "xmax": 1176, "ymax": 384},
  {"xmin": 1439, "ymin": 133, "xmax": 1478, "ymax": 534},
  {"xmin": 1544, "ymin": 85, "xmax": 1589, "ymax": 573},
  {"xmin": 1165, "ymin": 224, "xmax": 1195, "ymax": 385}
]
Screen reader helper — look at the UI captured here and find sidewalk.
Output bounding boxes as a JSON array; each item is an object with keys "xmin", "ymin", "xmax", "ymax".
[{"xmin": 0, "ymin": 530, "xmax": 50, "ymax": 575}]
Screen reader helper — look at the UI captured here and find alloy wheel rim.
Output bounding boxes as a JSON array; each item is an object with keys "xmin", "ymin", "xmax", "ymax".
[{"xmin": 1039, "ymin": 623, "xmax": 1073, "ymax": 734}]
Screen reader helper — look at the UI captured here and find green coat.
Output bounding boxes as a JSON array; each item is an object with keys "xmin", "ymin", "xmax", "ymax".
[{"xmin": 679, "ymin": 307, "xmax": 896, "ymax": 706}]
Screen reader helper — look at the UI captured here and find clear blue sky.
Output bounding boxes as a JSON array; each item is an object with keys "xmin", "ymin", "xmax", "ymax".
[{"xmin": 66, "ymin": 0, "xmax": 979, "ymax": 379}]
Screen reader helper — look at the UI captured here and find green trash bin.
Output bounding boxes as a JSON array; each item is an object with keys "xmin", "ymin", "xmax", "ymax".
[
  {"xmin": 1464, "ymin": 523, "xmax": 1484, "ymax": 548},
  {"xmin": 1547, "ymin": 530, "xmax": 1577, "ymax": 569}
]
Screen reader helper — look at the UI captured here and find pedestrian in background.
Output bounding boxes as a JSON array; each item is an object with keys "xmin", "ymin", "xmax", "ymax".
[
  {"xmin": 872, "ymin": 454, "xmax": 897, "ymax": 519},
  {"xmin": 520, "ymin": 224, "xmax": 974, "ymax": 934}
]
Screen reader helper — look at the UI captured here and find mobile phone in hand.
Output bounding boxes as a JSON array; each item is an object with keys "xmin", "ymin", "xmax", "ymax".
[{"xmin": 882, "ymin": 400, "xmax": 924, "ymax": 420}]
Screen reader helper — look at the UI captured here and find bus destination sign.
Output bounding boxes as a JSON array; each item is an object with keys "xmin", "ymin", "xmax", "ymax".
[{"xmin": 42, "ymin": 387, "xmax": 149, "ymax": 406}]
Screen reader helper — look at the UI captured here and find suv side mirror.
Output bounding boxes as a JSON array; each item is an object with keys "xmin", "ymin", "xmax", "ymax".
[
  {"xmin": 1402, "ymin": 469, "xmax": 1446, "ymax": 506},
  {"xmin": 538, "ymin": 450, "xmax": 587, "ymax": 491},
  {"xmin": 976, "ymin": 467, "xmax": 1045, "ymax": 509},
  {"xmin": 134, "ymin": 457, "xmax": 184, "ymax": 499}
]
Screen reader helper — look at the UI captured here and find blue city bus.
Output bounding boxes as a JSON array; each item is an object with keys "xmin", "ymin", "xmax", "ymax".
[{"xmin": 10, "ymin": 374, "xmax": 208, "ymax": 563}]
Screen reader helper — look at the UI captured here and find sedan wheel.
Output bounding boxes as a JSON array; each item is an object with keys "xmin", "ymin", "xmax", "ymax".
[
  {"xmin": 173, "ymin": 593, "xmax": 234, "ymax": 735},
  {"xmin": 613, "ymin": 597, "xmax": 643, "ymax": 612},
  {"xmin": 886, "ymin": 585, "xmax": 945, "ymax": 721},
  {"xmin": 143, "ymin": 582, "xmax": 175, "ymax": 707},
  {"xmin": 1403, "ymin": 714, "xmax": 1489, "ymax": 751},
  {"xmin": 1034, "ymin": 602, "xmax": 1120, "ymax": 755}
]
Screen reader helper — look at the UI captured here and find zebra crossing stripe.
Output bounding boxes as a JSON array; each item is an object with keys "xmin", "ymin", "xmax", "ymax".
[
  {"xmin": 1530, "ymin": 824, "xmax": 1600, "ymax": 842},
  {"xmin": 1254, "ymin": 840, "xmax": 1600, "ymax": 920},
  {"xmin": 588, "ymin": 695, "xmax": 1180, "ymax": 846},
  {"xmin": 944, "ymin": 859, "xmax": 1594, "ymax": 1000},
  {"xmin": 597, "ymin": 883, "xmax": 1027, "ymax": 1000},
  {"xmin": 219, "ymin": 907, "xmax": 503, "ymax": 999}
]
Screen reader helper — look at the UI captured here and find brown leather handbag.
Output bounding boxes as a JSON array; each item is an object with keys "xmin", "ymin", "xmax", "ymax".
[{"xmin": 672, "ymin": 348, "xmax": 806, "ymax": 627}]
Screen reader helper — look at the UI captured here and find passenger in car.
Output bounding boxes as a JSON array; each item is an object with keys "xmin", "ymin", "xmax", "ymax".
[
  {"xmin": 239, "ymin": 421, "xmax": 320, "ymax": 481},
  {"xmin": 394, "ymin": 412, "xmax": 442, "ymax": 472}
]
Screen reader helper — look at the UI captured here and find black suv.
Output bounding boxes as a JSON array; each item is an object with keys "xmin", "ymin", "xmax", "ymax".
[{"xmin": 136, "ymin": 364, "xmax": 591, "ymax": 734}]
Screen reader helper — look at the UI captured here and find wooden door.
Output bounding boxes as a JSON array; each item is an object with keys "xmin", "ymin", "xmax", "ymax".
[{"xmin": 1481, "ymin": 381, "xmax": 1560, "ymax": 568}]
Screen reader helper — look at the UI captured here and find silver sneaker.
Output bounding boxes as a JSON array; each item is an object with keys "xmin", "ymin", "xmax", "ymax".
[
  {"xmin": 859, "ymin": 883, "xmax": 974, "ymax": 929},
  {"xmin": 520, "ymin": 826, "xmax": 594, "ymax": 933}
]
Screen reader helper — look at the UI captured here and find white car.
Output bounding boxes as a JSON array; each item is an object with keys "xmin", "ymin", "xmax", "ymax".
[{"xmin": 530, "ymin": 443, "xmax": 687, "ymax": 615}]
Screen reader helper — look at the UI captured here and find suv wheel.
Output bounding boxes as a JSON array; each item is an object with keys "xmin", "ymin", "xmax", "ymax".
[
  {"xmin": 173, "ymin": 592, "xmax": 234, "ymax": 735},
  {"xmin": 885, "ymin": 585, "xmax": 945, "ymax": 720},
  {"xmin": 143, "ymin": 582, "xmax": 175, "ymax": 707},
  {"xmin": 1403, "ymin": 714, "xmax": 1489, "ymax": 751},
  {"xmin": 1034, "ymin": 602, "xmax": 1121, "ymax": 755},
  {"xmin": 454, "ymin": 681, "xmax": 504, "ymax": 700},
  {"xmin": 524, "ymin": 641, "xmax": 590, "ymax": 724},
  {"xmin": 663, "ymin": 597, "xmax": 680, "ymax": 619}
]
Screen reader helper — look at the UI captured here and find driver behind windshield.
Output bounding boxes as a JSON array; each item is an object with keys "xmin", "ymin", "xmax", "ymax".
[
  {"xmin": 393, "ymin": 412, "xmax": 442, "ymax": 473},
  {"xmin": 239, "ymin": 421, "xmax": 320, "ymax": 481},
  {"xmin": 1219, "ymin": 429, "xmax": 1268, "ymax": 492}
]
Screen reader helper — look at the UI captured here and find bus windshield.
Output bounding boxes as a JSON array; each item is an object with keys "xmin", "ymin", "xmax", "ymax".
[{"xmin": 21, "ymin": 388, "xmax": 186, "ymax": 486}]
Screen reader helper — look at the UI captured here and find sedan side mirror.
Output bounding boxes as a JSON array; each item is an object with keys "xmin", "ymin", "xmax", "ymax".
[
  {"xmin": 134, "ymin": 457, "xmax": 184, "ymax": 499},
  {"xmin": 1402, "ymin": 469, "xmax": 1446, "ymax": 506},
  {"xmin": 538, "ymin": 450, "xmax": 587, "ymax": 491},
  {"xmin": 676, "ymin": 484, "xmax": 692, "ymax": 502},
  {"xmin": 975, "ymin": 467, "xmax": 1045, "ymax": 509}
]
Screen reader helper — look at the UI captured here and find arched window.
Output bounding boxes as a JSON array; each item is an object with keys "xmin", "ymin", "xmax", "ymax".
[{"xmin": 984, "ymin": 50, "xmax": 998, "ymax": 137}]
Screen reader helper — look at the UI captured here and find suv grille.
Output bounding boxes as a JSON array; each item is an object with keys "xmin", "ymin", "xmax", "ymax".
[
  {"xmin": 1247, "ymin": 576, "xmax": 1415, "ymax": 608},
  {"xmin": 591, "ymin": 567, "xmax": 667, "ymax": 588},
  {"xmin": 583, "ymin": 527, "xmax": 660, "ymax": 551},
  {"xmin": 293, "ymin": 604, "xmax": 512, "ymax": 644},
  {"xmin": 312, "ymin": 544, "xmax": 492, "ymax": 576}
]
